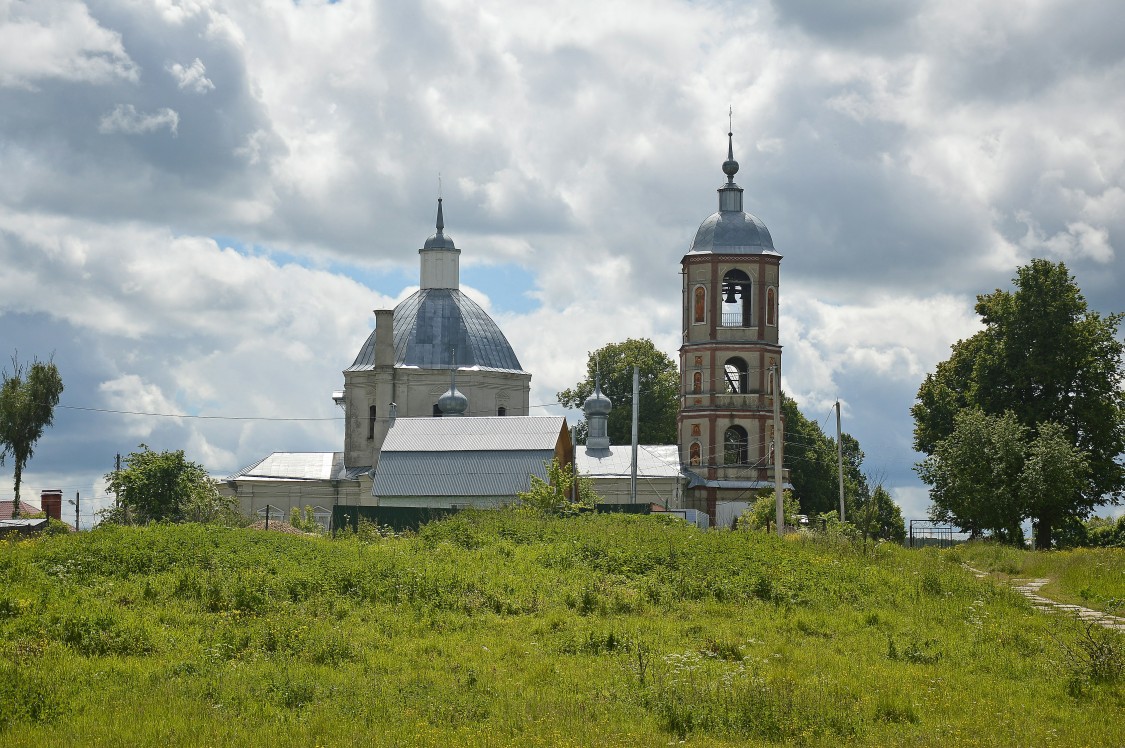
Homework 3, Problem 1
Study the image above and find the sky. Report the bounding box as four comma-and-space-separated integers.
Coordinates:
1, 0, 1123, 528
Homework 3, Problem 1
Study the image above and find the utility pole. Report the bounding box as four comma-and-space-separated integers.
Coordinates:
570, 425, 578, 505
114, 452, 121, 512
836, 400, 845, 522
74, 491, 80, 531
630, 365, 639, 504
771, 366, 784, 537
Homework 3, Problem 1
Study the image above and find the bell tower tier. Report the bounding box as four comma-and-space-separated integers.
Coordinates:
678, 130, 787, 521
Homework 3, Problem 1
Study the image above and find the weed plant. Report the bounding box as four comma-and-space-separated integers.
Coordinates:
0, 511, 1121, 746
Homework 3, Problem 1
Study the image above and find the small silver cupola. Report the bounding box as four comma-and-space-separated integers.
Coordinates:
583, 365, 612, 452
438, 359, 469, 416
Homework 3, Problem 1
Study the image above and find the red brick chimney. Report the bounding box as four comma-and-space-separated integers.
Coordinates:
40, 490, 62, 521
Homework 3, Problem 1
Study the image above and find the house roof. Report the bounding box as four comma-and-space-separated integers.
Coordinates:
226, 452, 343, 482
0, 499, 42, 520
380, 416, 566, 453
576, 445, 682, 479
373, 450, 553, 497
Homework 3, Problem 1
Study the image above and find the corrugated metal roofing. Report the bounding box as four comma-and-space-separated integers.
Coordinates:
373, 450, 553, 497
348, 289, 527, 374
576, 445, 682, 479
380, 416, 565, 453
226, 452, 343, 481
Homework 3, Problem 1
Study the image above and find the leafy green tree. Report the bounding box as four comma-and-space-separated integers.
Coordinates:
0, 355, 64, 517
518, 457, 602, 515
102, 445, 234, 524
852, 485, 907, 545
913, 260, 1125, 547
1020, 421, 1090, 549
782, 395, 869, 517
736, 489, 800, 532
557, 338, 678, 445
917, 409, 1027, 542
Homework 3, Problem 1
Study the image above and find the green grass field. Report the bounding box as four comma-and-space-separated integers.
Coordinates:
1, 512, 1121, 746
952, 541, 1124, 613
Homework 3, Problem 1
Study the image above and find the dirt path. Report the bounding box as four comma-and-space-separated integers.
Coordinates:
965, 566, 1125, 632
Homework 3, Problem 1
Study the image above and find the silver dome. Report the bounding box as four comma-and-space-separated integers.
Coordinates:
438, 383, 469, 415
689, 209, 775, 254
583, 382, 612, 417
347, 288, 527, 374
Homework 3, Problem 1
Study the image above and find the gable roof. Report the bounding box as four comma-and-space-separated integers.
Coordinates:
0, 499, 42, 520
373, 450, 553, 497
226, 452, 342, 482
576, 445, 682, 479
380, 416, 566, 453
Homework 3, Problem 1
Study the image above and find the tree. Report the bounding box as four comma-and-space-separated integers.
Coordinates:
737, 489, 800, 532
913, 260, 1125, 547
518, 457, 601, 515
782, 395, 869, 517
916, 409, 1027, 542
557, 338, 679, 445
852, 485, 907, 545
102, 445, 234, 524
1020, 421, 1090, 549
0, 355, 64, 517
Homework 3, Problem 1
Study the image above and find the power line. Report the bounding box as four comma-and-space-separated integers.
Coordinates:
59, 405, 342, 421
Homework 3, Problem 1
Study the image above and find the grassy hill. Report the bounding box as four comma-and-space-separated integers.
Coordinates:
1, 512, 1121, 746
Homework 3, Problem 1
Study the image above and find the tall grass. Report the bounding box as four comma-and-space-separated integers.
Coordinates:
952, 541, 1124, 612
0, 512, 1120, 746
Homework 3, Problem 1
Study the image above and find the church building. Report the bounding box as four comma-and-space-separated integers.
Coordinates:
678, 131, 790, 523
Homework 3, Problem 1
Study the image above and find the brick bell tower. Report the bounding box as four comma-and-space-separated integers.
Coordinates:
678, 128, 785, 521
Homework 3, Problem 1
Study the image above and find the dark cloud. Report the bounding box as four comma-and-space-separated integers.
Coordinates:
1, 0, 1122, 519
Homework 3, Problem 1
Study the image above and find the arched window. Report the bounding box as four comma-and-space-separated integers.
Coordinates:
692, 371, 702, 393
367, 405, 377, 439
724, 357, 749, 394
766, 286, 776, 327
720, 269, 751, 327
689, 442, 702, 466
693, 286, 706, 324
724, 425, 749, 465
497, 406, 507, 416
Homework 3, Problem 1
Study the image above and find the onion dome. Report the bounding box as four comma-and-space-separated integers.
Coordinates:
436, 366, 468, 413
583, 375, 612, 417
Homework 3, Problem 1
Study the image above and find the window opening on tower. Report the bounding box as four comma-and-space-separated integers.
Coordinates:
724, 425, 749, 465
724, 357, 749, 394
720, 269, 751, 327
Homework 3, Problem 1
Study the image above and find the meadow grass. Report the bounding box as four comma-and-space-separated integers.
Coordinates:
951, 541, 1124, 613
1, 511, 1121, 746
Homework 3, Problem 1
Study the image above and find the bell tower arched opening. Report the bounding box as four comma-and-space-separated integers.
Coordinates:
720, 269, 751, 327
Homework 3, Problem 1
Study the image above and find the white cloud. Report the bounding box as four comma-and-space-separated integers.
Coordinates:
98, 104, 180, 136
1, 0, 1122, 510
166, 57, 214, 93
0, 0, 138, 88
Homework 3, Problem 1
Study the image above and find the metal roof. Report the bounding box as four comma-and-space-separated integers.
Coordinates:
689, 210, 776, 254
576, 445, 682, 479
380, 416, 565, 453
373, 450, 552, 497
226, 452, 343, 482
347, 289, 526, 374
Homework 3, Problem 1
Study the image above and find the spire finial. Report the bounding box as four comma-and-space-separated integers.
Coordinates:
722, 114, 739, 183
435, 197, 444, 234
